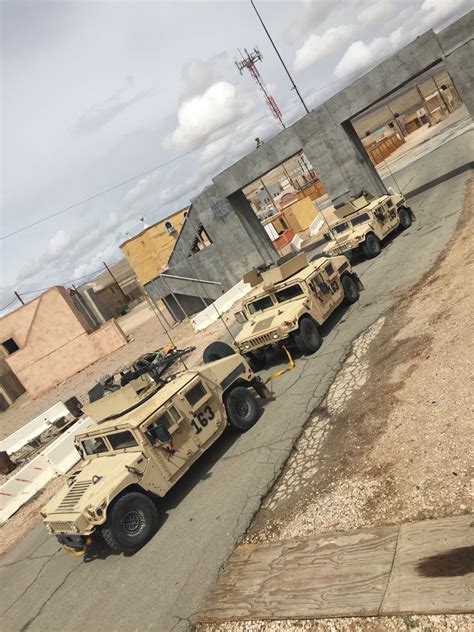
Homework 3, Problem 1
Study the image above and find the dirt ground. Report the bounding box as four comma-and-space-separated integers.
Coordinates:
197, 176, 474, 630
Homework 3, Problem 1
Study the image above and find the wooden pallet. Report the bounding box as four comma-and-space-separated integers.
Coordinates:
197, 514, 474, 622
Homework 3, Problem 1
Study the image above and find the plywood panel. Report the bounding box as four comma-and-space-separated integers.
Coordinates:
382, 514, 474, 615
198, 525, 399, 622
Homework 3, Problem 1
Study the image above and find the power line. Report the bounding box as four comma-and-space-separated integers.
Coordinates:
1, 73, 352, 244
17, 267, 106, 296
0, 110, 278, 242
0, 296, 20, 312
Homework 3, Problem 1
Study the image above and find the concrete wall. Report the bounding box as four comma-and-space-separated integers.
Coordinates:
0, 287, 128, 399
146, 12, 473, 314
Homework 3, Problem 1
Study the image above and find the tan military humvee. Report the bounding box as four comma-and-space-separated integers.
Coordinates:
42, 355, 270, 555
233, 252, 363, 369
322, 192, 415, 259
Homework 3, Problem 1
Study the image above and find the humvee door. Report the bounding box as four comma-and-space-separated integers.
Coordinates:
308, 261, 343, 319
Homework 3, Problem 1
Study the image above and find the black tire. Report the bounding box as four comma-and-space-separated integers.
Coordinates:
101, 492, 159, 554
341, 274, 360, 304
203, 341, 235, 364
398, 206, 412, 229
294, 317, 322, 355
362, 233, 381, 258
246, 351, 266, 372
225, 386, 259, 432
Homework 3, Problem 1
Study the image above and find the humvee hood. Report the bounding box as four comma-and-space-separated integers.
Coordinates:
43, 452, 141, 516
237, 299, 305, 342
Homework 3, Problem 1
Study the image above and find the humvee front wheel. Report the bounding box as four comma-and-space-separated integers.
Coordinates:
102, 492, 158, 554
398, 206, 412, 229
294, 317, 322, 355
246, 350, 266, 372
203, 341, 235, 363
341, 275, 359, 304
362, 233, 381, 258
225, 386, 259, 432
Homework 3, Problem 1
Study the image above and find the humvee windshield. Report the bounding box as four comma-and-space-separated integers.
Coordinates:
351, 212, 370, 226
333, 222, 349, 234
248, 295, 274, 314
275, 284, 304, 303
107, 431, 138, 450
82, 436, 108, 455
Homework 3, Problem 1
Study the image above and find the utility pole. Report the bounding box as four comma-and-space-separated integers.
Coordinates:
14, 291, 24, 305
416, 85, 434, 126
250, 0, 309, 115
103, 261, 128, 301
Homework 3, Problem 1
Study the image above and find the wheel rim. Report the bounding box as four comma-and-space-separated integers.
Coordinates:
235, 399, 250, 418
120, 509, 146, 536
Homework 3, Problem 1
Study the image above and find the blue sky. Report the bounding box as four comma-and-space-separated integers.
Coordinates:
1, 0, 471, 311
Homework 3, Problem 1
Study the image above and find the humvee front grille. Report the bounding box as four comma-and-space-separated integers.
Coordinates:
56, 480, 92, 513
249, 333, 275, 348
48, 521, 76, 533
331, 243, 352, 255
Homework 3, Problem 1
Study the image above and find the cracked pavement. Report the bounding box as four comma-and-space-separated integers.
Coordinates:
0, 129, 472, 632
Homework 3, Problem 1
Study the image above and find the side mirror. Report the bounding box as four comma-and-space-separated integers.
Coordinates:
323, 232, 331, 242
235, 310, 248, 324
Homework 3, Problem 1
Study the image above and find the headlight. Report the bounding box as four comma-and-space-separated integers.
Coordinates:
271, 331, 279, 340
243, 342, 252, 350
71, 525, 80, 533
45, 523, 53, 534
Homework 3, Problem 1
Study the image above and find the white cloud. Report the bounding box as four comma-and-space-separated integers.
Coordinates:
162, 81, 254, 152
419, 0, 471, 29
334, 27, 406, 78
289, 0, 342, 41
46, 228, 71, 260
16, 259, 40, 283
180, 55, 225, 97
358, 0, 393, 24
294, 24, 356, 72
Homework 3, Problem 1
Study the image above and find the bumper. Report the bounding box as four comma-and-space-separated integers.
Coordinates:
238, 335, 290, 354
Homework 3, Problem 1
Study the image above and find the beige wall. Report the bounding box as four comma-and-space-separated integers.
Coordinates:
0, 287, 128, 399
120, 208, 188, 285
282, 197, 317, 232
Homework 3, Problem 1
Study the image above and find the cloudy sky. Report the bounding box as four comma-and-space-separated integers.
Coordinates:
1, 0, 470, 312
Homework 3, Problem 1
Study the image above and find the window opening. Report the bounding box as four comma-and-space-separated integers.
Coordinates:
185, 382, 207, 407
2, 338, 19, 354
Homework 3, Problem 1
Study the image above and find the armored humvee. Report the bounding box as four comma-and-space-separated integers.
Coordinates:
42, 355, 270, 555
230, 252, 363, 369
322, 191, 415, 260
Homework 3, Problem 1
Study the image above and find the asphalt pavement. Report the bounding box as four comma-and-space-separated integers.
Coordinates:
0, 127, 472, 632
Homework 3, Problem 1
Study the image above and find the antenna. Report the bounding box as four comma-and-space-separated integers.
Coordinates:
234, 46, 285, 130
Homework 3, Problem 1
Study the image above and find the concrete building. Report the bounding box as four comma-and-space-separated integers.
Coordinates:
150, 12, 474, 320
78, 258, 143, 324
0, 286, 128, 399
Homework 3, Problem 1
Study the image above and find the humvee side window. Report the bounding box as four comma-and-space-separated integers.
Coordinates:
168, 406, 182, 423
82, 437, 108, 455
275, 284, 304, 303
185, 382, 207, 407
386, 199, 393, 208
332, 222, 349, 234
248, 296, 274, 314
351, 212, 370, 226
325, 263, 334, 276
107, 431, 138, 450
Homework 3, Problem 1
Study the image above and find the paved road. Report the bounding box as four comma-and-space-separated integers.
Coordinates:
1, 129, 472, 632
